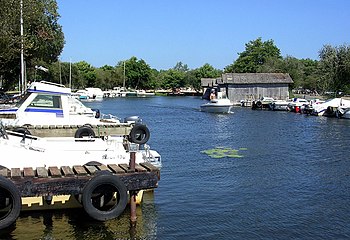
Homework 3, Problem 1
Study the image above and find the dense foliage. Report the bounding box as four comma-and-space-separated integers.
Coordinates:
0, 0, 349, 95
0, 0, 64, 90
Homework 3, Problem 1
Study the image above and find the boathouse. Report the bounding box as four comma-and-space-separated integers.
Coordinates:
201, 73, 293, 104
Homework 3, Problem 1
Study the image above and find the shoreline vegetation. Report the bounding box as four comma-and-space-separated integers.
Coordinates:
1, 1, 349, 99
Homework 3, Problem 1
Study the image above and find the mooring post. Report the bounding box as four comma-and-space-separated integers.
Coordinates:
128, 143, 138, 172
128, 143, 138, 226
130, 190, 137, 227
129, 152, 136, 172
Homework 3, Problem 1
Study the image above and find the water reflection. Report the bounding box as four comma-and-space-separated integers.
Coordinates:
0, 191, 158, 240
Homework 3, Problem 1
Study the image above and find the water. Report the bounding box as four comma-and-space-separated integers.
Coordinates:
2, 96, 350, 239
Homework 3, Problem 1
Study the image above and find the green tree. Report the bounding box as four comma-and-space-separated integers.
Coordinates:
0, 0, 64, 90
318, 44, 350, 94
225, 37, 282, 73
120, 57, 152, 89
74, 61, 96, 88
188, 63, 222, 90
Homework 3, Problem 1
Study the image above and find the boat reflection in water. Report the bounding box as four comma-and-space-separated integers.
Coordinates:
2, 191, 158, 240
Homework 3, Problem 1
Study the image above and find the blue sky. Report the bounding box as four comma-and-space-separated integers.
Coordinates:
57, 0, 349, 70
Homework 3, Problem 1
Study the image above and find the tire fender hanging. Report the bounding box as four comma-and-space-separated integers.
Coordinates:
0, 176, 21, 229
129, 124, 150, 145
75, 126, 95, 138
82, 173, 127, 221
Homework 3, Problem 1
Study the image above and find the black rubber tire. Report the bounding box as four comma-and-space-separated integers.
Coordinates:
0, 176, 21, 229
255, 101, 262, 108
82, 174, 127, 221
129, 124, 150, 144
75, 126, 95, 138
84, 161, 103, 166
13, 127, 31, 135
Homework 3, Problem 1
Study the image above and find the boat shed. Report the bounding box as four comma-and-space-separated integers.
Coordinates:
201, 73, 293, 104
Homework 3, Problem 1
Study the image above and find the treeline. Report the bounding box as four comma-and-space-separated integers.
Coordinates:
43, 58, 221, 91
1, 0, 350, 94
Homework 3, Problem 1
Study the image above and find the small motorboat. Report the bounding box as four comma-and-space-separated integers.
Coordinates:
0, 81, 150, 142
0, 121, 161, 223
200, 92, 233, 113
311, 98, 350, 117
269, 100, 291, 111
0, 122, 162, 169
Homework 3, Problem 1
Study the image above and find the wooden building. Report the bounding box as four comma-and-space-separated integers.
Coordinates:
201, 73, 293, 104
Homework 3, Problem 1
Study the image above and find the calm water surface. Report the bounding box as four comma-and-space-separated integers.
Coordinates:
2, 96, 350, 239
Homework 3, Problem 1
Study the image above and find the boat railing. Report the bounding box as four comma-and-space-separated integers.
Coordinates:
38, 81, 66, 88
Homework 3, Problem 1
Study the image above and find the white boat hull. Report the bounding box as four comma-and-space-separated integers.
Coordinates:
200, 96, 233, 113
200, 104, 233, 113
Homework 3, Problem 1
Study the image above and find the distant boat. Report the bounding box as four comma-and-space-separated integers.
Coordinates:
136, 90, 155, 97
200, 92, 233, 113
269, 99, 290, 111
312, 98, 350, 117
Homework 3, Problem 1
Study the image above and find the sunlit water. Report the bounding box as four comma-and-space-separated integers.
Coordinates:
2, 96, 350, 239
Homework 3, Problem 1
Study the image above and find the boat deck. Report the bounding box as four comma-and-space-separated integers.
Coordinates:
6, 123, 133, 137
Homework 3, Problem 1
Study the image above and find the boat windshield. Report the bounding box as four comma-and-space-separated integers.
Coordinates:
15, 93, 31, 107
0, 121, 8, 139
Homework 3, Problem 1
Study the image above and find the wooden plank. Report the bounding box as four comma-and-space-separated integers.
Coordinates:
0, 168, 9, 177
135, 163, 147, 172
11, 168, 21, 178
84, 165, 98, 175
48, 166, 61, 178
97, 164, 111, 172
108, 164, 125, 174
140, 162, 159, 172
140, 162, 160, 180
61, 166, 74, 177
23, 167, 35, 178
36, 167, 48, 178
119, 163, 134, 173
73, 165, 87, 176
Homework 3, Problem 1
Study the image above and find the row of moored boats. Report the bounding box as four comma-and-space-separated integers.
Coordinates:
253, 97, 350, 118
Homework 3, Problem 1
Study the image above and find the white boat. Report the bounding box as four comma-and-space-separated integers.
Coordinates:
0, 123, 161, 169
136, 90, 155, 97
286, 98, 309, 113
0, 122, 160, 222
311, 98, 350, 116
0, 81, 149, 142
269, 99, 291, 111
75, 88, 103, 101
200, 92, 233, 113
84, 87, 104, 101
336, 106, 350, 119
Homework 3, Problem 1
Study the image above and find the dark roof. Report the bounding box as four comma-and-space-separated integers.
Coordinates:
220, 73, 293, 84
201, 78, 221, 87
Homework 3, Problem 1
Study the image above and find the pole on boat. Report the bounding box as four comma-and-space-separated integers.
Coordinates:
128, 143, 139, 226
20, 0, 25, 94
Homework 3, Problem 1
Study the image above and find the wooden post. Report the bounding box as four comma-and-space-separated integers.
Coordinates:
130, 191, 137, 227
129, 152, 136, 172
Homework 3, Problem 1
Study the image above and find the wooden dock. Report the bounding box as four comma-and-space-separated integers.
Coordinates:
6, 123, 133, 137
0, 161, 160, 229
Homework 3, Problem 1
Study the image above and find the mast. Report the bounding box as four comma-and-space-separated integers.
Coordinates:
123, 61, 126, 89
20, 0, 25, 94
69, 59, 72, 88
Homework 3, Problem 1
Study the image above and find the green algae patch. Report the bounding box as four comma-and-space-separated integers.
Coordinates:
201, 147, 245, 158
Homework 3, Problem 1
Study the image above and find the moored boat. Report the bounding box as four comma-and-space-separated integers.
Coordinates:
0, 81, 150, 142
200, 92, 233, 113
286, 98, 309, 113
269, 99, 290, 111
0, 122, 162, 220
311, 98, 350, 117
